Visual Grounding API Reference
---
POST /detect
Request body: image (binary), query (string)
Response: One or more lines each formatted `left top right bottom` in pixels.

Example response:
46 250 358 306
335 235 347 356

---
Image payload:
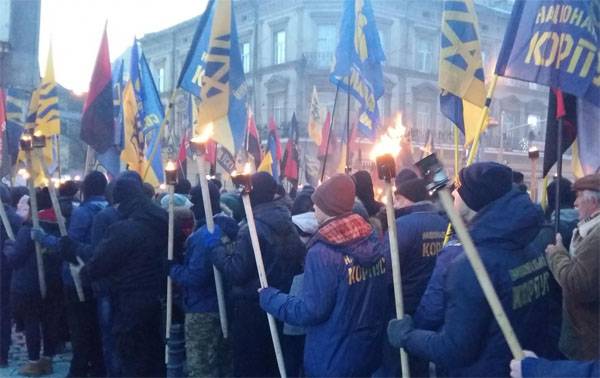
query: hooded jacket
259 213 387 377
522 357 599 378
85 195 170 305
170 213 239 313
209 200 305 301
403 190 555 377
5 210 62 296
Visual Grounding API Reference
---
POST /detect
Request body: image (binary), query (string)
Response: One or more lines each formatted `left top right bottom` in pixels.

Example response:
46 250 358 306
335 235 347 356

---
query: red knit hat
312 174 356 216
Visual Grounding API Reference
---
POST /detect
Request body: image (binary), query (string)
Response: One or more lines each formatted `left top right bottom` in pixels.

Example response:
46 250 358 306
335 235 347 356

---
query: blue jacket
61 196 107 292
170 214 239 313
1 206 23 293
260 213 387 377
403 189 555 377
89 205 120 297
414 239 463 331
384 202 447 315
209 201 305 301
523 357 599 378
5 216 62 297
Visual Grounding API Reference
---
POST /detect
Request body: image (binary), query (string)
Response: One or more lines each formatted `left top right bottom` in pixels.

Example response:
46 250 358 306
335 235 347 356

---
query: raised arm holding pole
190 124 229 339
231 166 287 378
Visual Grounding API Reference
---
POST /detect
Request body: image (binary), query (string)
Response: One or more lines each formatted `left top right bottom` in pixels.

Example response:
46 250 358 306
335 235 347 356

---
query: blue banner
139 52 164 183
496 0 599 106
330 0 385 138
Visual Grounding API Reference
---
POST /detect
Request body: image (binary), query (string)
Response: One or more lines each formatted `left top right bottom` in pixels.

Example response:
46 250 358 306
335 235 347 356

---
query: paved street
0 328 71 377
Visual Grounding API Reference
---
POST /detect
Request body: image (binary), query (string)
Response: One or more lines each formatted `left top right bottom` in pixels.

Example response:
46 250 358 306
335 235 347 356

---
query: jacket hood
253 200 294 234
119 196 168 232
470 189 543 250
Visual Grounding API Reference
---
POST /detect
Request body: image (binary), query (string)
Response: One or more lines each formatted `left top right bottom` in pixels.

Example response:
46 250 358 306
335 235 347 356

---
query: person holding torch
387 161 559 377
259 174 388 377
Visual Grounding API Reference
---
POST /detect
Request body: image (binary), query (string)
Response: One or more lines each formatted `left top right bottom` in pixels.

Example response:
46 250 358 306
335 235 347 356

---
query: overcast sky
39 0 208 93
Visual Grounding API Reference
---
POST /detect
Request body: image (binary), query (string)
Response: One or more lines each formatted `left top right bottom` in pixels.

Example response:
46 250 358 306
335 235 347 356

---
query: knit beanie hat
396 178 429 203
395 169 418 189
112 172 144 205
312 174 356 216
189 182 221 220
160 193 193 210
547 177 576 211
82 171 108 199
249 172 277 207
457 162 513 212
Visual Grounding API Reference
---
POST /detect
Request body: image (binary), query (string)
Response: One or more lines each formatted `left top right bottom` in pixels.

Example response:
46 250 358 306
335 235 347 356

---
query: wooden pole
345 87 351 173
554 117 564 234
241 193 287 378
384 181 410 378
25 150 46 298
437 189 525 360
196 153 229 339
84 145 95 177
319 83 340 183
165 184 174 364
38 153 85 302
530 157 538 203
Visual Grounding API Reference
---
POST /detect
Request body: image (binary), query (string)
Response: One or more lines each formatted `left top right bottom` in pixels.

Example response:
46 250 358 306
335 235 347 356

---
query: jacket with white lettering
259 213 387 377
383 202 448 315
402 190 556 377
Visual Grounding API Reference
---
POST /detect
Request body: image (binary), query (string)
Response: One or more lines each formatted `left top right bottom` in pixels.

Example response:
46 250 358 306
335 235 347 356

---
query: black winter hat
174 178 192 195
59 180 79 198
457 162 513 212
394 169 418 189
396 178 429 203
190 182 221 221
547 177 575 211
82 171 108 199
249 172 277 207
112 172 144 205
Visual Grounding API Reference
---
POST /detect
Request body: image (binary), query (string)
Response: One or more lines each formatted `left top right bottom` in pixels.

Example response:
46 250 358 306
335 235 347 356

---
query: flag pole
442 127 461 245
319 83 340 183
345 87 351 174
467 74 499 165
143 89 178 181
191 138 229 339
554 116 563 234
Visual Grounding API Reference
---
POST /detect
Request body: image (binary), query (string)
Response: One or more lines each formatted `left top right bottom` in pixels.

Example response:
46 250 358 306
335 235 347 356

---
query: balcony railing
304 51 335 69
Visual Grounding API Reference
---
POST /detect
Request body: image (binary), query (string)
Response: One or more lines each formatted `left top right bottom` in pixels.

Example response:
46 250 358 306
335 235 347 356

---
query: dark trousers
0 267 11 362
97 295 120 377
12 290 61 361
65 289 106 377
231 301 279 378
114 296 165 377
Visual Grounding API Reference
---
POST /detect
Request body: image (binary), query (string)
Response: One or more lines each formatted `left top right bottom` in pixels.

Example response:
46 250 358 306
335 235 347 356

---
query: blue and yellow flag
330 0 385 139
495 0 599 106
121 41 164 186
36 45 60 136
178 0 247 160
257 132 280 183
439 0 486 145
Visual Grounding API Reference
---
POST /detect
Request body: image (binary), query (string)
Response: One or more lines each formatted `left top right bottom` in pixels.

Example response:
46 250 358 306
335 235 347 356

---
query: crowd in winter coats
0 162 598 378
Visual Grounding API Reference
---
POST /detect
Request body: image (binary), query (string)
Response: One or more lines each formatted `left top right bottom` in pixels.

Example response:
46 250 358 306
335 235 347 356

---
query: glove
199 225 222 250
387 315 414 349
31 228 59 250
57 236 78 265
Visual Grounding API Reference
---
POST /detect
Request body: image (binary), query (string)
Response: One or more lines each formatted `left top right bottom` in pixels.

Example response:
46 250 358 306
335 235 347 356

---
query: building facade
140 0 572 182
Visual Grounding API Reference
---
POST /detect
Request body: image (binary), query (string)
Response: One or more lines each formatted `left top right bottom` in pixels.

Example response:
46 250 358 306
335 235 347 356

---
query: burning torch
190 124 229 339
372 132 410 378
164 159 178 363
414 153 525 360
231 164 287 378
20 132 47 298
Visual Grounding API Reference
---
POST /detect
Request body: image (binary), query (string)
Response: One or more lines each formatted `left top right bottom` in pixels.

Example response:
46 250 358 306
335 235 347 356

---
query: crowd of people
0 161 598 378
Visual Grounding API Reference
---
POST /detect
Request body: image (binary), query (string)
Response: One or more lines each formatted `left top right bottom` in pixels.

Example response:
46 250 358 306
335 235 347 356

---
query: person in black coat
81 175 171 377
0 185 23 367
208 172 306 377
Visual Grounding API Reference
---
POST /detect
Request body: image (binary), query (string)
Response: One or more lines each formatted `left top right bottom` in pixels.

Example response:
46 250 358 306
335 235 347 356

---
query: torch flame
21 134 32 142
243 162 252 175
17 168 30 180
191 122 214 144
370 113 406 160
528 146 539 153
33 130 43 137
165 160 177 172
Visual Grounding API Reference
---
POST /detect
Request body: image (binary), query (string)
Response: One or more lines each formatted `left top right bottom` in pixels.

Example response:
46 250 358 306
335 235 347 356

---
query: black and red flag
246 108 262 167
282 113 300 181
543 89 577 178
80 26 114 153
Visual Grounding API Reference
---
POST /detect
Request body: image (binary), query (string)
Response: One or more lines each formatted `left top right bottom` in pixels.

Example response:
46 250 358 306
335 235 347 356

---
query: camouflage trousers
185 312 232 378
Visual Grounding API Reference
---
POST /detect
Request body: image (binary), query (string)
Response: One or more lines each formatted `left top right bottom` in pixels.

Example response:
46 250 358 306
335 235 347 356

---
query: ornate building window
273 30 286 64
